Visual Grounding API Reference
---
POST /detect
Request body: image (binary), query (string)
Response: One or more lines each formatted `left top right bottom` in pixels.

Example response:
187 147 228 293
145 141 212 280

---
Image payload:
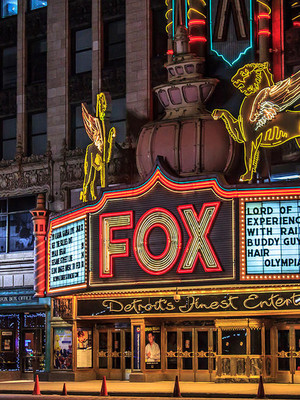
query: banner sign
240 197 300 280
77 291 300 316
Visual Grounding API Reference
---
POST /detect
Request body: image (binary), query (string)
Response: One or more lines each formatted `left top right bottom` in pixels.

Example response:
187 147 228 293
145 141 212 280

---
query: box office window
27 38 47 84
222 329 247 355
73 28 92 74
0 314 19 371
53 328 72 370
28 112 47 155
1 0 17 17
1 117 16 160
0 196 35 253
2 46 17 89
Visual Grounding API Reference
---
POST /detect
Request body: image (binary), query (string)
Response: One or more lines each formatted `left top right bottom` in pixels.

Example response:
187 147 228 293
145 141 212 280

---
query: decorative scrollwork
166 351 178 357
98 351 108 358
197 351 208 358
111 351 121 358
179 351 194 358
277 350 289 358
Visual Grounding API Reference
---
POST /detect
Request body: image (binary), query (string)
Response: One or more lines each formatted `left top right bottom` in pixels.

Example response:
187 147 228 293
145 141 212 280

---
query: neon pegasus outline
212 62 300 181
80 93 116 202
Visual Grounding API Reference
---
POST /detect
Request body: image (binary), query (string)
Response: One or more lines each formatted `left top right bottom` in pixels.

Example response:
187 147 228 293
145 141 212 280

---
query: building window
73 28 92 74
1 117 16 160
111 98 126 144
1 0 17 18
71 104 91 150
104 19 125 67
0 196 35 253
28 112 47 155
27 38 47 84
2 46 17 89
28 0 47 10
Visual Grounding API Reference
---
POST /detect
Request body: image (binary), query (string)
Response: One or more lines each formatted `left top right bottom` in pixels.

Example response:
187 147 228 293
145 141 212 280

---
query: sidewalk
0 379 299 399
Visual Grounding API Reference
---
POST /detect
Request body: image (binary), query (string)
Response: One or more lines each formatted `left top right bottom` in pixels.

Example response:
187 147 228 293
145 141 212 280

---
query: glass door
22 329 44 372
97 328 131 380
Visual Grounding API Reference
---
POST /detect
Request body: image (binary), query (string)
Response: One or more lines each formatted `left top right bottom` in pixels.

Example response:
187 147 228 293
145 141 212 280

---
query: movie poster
145 326 161 369
53 328 72 369
1 331 13 351
77 328 92 368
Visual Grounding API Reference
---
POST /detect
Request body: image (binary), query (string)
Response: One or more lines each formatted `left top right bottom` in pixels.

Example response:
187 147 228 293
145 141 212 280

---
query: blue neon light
209 0 253 66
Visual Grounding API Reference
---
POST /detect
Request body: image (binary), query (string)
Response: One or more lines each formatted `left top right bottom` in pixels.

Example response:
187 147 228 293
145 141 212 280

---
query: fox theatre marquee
47 164 235 295
45 163 300 382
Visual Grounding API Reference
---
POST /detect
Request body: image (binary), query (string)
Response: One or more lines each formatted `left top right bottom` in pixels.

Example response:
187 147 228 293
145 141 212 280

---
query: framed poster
145 326 161 369
1 331 13 352
53 328 72 370
77 328 92 368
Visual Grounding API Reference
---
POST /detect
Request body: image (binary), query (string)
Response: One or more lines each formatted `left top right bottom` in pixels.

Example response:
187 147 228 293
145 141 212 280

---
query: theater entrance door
165 327 217 381
98 328 131 380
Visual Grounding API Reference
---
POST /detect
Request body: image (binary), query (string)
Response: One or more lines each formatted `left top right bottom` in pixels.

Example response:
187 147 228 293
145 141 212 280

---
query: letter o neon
133 208 182 275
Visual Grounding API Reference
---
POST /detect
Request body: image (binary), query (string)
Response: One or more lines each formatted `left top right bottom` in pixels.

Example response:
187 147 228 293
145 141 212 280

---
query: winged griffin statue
212 63 300 181
80 93 116 202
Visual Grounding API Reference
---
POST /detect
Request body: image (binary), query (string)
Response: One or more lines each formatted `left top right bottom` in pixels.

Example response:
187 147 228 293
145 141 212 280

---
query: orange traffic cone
100 376 108 396
61 382 68 396
32 374 41 395
173 375 182 397
257 375 265 398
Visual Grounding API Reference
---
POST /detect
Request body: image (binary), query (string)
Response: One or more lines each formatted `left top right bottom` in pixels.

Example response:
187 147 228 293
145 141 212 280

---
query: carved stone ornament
0 142 52 198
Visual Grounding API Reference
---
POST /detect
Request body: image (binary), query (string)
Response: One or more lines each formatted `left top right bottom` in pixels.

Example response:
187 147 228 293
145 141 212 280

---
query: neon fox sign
99 202 222 278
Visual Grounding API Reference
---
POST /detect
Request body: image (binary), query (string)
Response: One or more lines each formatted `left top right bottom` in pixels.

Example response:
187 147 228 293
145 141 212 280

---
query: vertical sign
133 326 141 370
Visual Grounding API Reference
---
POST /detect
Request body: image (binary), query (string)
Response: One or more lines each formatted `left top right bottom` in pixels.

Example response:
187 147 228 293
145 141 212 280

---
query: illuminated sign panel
49 218 86 290
89 172 235 288
240 197 300 280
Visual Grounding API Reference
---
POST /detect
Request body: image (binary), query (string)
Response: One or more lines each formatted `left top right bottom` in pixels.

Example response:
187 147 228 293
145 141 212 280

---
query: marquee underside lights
240 197 300 280
209 0 253 66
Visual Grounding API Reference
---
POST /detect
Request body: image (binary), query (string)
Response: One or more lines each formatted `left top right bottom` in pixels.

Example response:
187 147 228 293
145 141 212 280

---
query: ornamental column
30 194 48 297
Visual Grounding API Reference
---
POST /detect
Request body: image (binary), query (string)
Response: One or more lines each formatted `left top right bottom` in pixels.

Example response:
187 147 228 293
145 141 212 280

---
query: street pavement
0 379 299 399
